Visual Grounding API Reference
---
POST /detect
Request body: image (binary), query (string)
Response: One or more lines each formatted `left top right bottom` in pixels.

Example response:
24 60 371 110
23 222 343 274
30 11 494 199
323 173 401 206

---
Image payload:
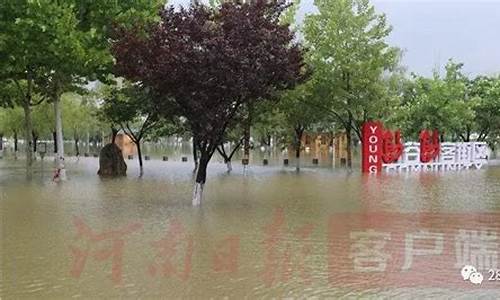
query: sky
169 0 500 77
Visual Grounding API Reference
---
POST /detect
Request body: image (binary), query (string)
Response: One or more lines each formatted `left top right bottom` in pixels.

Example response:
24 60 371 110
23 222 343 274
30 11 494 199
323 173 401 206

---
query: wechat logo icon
461 265 483 285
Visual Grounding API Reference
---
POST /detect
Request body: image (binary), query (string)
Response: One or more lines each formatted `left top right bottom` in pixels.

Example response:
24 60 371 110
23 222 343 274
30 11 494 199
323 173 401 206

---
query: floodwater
1 149 500 299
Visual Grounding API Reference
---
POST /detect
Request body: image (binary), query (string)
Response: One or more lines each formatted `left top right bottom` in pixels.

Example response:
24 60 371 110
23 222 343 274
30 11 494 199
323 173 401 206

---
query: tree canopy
112 0 306 204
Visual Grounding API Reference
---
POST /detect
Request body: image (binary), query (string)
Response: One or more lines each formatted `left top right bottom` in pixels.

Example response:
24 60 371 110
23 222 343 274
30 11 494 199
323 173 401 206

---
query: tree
31 101 54 153
60 93 96 157
0 1 86 177
101 83 165 176
468 76 500 150
278 81 325 171
0 107 24 155
47 0 162 180
216 119 245 173
304 0 399 168
0 109 5 151
0 0 161 178
393 61 475 141
113 1 305 205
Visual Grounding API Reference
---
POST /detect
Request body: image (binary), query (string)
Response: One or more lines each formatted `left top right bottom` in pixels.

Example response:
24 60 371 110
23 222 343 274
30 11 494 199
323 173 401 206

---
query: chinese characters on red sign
419 129 440 163
362 121 489 173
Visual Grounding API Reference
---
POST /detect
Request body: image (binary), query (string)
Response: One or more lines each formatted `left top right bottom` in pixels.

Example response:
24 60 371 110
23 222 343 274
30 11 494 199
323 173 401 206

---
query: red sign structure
419 129 440 163
381 129 403 163
362 121 441 173
361 121 489 173
361 121 383 173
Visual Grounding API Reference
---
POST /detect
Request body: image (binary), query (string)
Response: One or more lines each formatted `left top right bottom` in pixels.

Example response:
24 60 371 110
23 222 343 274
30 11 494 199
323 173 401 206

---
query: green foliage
72 0 163 82
253 101 288 148
0 0 87 90
392 60 499 145
31 101 54 138
0 106 24 137
303 0 400 139
277 81 327 145
61 93 97 140
100 82 178 143
280 0 301 28
468 76 500 147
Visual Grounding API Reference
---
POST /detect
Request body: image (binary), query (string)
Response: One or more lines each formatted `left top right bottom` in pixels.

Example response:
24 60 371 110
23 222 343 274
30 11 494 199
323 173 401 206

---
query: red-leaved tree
112 0 305 205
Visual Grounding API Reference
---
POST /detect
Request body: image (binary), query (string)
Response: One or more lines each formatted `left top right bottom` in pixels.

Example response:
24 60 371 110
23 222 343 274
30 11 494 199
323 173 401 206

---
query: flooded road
1 153 500 298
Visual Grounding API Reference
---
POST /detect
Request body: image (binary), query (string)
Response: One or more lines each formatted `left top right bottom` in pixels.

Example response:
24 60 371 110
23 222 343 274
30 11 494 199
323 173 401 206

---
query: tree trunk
86 131 90 154
32 131 38 153
227 142 243 173
331 133 335 168
216 145 231 173
192 137 199 172
344 71 353 169
346 125 352 169
295 127 304 172
54 96 67 181
14 131 18 153
243 105 253 164
74 137 80 156
136 140 144 177
53 131 58 153
0 134 3 151
22 101 33 177
192 151 209 206
266 133 272 159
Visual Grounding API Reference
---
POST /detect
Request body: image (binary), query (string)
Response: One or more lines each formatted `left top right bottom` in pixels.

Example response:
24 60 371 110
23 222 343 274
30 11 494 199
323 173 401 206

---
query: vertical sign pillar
362 121 383 173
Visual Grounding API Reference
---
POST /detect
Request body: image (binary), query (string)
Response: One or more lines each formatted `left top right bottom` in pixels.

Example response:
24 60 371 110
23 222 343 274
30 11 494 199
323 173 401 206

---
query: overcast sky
170 0 500 77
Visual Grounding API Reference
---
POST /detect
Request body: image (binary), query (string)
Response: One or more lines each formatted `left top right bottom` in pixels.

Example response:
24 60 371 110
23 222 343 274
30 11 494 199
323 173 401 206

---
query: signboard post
361 121 383 174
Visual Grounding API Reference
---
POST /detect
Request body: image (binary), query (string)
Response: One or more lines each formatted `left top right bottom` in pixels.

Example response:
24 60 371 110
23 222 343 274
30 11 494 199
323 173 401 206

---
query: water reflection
1 151 500 298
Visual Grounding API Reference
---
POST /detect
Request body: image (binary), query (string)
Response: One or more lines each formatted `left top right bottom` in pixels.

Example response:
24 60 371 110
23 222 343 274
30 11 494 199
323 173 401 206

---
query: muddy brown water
1 153 500 298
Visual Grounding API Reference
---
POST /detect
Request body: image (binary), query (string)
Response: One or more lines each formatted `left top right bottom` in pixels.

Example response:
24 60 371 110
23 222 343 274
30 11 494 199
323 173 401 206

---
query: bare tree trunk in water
22 102 33 178
136 140 144 177
192 137 198 173
226 143 232 172
217 140 242 173
32 130 38 153
54 96 66 180
14 131 18 157
216 144 232 172
266 133 272 160
346 125 352 169
192 152 209 206
295 126 304 172
86 131 90 154
53 131 57 154
243 104 253 168
331 133 335 168
74 137 80 157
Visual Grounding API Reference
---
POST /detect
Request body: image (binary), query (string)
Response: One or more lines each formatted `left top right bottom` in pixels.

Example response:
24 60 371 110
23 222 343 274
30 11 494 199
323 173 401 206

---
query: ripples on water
1 154 500 298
